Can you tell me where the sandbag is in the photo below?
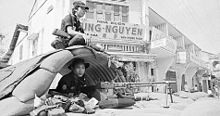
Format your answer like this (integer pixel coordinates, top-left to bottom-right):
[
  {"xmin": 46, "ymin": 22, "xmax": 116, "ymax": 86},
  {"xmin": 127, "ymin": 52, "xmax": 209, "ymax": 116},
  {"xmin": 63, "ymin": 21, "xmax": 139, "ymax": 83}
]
[
  {"xmin": 0, "ymin": 96, "xmax": 34, "ymax": 115},
  {"xmin": 12, "ymin": 69, "xmax": 56, "ymax": 102},
  {"xmin": 99, "ymin": 98, "xmax": 135, "ymax": 109},
  {"xmin": 0, "ymin": 49, "xmax": 62, "ymax": 100}
]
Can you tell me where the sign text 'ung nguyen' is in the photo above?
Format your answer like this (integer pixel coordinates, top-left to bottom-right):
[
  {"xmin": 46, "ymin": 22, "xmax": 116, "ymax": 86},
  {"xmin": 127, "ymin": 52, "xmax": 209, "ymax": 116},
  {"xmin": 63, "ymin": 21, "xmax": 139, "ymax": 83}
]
[{"xmin": 82, "ymin": 20, "xmax": 145, "ymax": 40}]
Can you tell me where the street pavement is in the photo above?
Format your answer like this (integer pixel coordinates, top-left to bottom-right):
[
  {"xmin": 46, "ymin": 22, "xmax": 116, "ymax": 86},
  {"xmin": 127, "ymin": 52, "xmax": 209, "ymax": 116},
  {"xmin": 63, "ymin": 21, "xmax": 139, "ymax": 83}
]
[{"xmin": 66, "ymin": 92, "xmax": 220, "ymax": 116}]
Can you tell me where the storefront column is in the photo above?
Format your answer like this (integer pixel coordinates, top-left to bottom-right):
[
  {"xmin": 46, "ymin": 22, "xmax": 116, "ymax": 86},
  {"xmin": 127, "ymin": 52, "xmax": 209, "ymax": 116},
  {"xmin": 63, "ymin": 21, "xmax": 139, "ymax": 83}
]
[
  {"xmin": 154, "ymin": 56, "xmax": 175, "ymax": 92},
  {"xmin": 176, "ymin": 64, "xmax": 187, "ymax": 92},
  {"xmin": 136, "ymin": 62, "xmax": 149, "ymax": 82},
  {"xmin": 185, "ymin": 65, "xmax": 197, "ymax": 90}
]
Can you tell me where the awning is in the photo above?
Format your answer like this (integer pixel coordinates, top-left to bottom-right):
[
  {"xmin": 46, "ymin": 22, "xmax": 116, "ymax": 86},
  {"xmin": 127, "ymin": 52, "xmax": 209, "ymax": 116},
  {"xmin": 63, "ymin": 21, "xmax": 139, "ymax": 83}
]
[{"xmin": 107, "ymin": 52, "xmax": 156, "ymax": 62}]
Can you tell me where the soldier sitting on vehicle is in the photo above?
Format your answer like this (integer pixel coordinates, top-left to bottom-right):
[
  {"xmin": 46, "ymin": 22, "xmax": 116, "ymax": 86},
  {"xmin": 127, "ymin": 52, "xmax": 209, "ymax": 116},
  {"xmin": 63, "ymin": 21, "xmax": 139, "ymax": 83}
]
[{"xmin": 51, "ymin": 1, "xmax": 89, "ymax": 49}]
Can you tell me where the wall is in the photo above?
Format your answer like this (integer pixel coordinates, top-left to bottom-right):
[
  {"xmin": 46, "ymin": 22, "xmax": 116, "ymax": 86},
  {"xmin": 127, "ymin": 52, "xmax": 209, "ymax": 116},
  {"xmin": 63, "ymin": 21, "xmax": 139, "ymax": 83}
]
[
  {"xmin": 28, "ymin": 0, "xmax": 72, "ymax": 56},
  {"xmin": 156, "ymin": 56, "xmax": 175, "ymax": 81}
]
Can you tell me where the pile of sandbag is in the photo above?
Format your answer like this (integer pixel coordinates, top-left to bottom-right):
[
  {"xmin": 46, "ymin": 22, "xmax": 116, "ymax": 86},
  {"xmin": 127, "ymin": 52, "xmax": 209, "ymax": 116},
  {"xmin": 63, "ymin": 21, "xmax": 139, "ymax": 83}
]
[{"xmin": 173, "ymin": 91, "xmax": 208, "ymax": 101}]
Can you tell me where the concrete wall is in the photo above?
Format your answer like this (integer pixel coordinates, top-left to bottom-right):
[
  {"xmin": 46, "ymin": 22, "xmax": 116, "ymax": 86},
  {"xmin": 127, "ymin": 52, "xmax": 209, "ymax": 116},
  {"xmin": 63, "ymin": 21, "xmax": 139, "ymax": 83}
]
[{"xmin": 156, "ymin": 57, "xmax": 175, "ymax": 81}]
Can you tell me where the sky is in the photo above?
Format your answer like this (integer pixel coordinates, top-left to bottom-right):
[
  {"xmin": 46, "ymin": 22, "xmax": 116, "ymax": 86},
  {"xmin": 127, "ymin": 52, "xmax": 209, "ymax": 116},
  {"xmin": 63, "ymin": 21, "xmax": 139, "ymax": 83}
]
[
  {"xmin": 150, "ymin": 0, "xmax": 220, "ymax": 54},
  {"xmin": 0, "ymin": 0, "xmax": 220, "ymax": 54},
  {"xmin": 0, "ymin": 0, "xmax": 34, "ymax": 47}
]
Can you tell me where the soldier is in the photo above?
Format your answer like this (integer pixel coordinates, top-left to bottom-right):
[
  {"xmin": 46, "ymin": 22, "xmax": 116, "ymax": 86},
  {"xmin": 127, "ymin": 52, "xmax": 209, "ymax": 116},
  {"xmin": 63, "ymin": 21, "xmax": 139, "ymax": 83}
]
[
  {"xmin": 56, "ymin": 58, "xmax": 100, "ymax": 100},
  {"xmin": 51, "ymin": 1, "xmax": 89, "ymax": 49}
]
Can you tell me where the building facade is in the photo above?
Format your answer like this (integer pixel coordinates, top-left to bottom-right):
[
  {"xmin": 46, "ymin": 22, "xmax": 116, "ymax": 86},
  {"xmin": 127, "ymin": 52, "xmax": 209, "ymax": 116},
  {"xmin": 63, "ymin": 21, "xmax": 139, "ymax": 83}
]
[
  {"xmin": 9, "ymin": 0, "xmax": 214, "ymax": 93},
  {"xmin": 148, "ymin": 8, "xmax": 212, "ymax": 93}
]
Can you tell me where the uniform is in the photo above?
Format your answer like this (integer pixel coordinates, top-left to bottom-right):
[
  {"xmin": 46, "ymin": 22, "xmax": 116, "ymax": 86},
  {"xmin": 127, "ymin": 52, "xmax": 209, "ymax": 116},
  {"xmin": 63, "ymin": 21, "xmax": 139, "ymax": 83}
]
[
  {"xmin": 56, "ymin": 71, "xmax": 100, "ymax": 100},
  {"xmin": 51, "ymin": 14, "xmax": 86, "ymax": 49}
]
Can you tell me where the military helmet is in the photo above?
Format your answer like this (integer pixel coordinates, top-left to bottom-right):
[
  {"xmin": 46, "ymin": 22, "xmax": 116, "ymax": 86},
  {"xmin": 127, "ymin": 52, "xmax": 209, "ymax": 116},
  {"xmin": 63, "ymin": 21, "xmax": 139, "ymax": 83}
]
[{"xmin": 72, "ymin": 1, "xmax": 89, "ymax": 10}]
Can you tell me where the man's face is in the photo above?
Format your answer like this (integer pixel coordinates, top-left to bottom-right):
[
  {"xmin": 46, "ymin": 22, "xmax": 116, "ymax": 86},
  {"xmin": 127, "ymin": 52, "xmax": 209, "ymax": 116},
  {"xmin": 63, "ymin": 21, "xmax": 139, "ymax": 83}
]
[
  {"xmin": 76, "ymin": 7, "xmax": 88, "ymax": 18},
  {"xmin": 72, "ymin": 63, "xmax": 86, "ymax": 77}
]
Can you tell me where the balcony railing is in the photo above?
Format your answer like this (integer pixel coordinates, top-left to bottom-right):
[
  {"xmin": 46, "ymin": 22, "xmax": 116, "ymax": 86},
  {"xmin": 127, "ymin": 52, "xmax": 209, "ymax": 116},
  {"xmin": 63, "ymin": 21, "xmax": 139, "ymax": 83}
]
[
  {"xmin": 176, "ymin": 51, "xmax": 210, "ymax": 69},
  {"xmin": 188, "ymin": 52, "xmax": 208, "ymax": 69},
  {"xmin": 150, "ymin": 27, "xmax": 177, "ymax": 54}
]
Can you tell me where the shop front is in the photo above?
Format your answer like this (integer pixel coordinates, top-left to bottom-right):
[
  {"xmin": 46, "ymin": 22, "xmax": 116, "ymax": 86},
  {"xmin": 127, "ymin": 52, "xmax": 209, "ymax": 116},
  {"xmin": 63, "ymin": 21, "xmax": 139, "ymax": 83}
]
[
  {"xmin": 150, "ymin": 27, "xmax": 177, "ymax": 92},
  {"xmin": 176, "ymin": 52, "xmax": 210, "ymax": 92},
  {"xmin": 82, "ymin": 19, "xmax": 154, "ymax": 83}
]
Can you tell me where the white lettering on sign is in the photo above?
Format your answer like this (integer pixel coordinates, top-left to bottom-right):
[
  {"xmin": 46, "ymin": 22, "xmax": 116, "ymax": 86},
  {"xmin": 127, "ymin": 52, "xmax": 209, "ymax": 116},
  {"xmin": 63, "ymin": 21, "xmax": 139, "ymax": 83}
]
[{"xmin": 82, "ymin": 19, "xmax": 145, "ymax": 40}]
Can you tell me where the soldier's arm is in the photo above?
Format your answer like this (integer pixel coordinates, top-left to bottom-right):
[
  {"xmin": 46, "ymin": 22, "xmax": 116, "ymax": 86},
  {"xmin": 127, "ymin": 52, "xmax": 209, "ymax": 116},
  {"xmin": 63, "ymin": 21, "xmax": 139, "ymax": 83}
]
[{"xmin": 66, "ymin": 26, "xmax": 85, "ymax": 37}]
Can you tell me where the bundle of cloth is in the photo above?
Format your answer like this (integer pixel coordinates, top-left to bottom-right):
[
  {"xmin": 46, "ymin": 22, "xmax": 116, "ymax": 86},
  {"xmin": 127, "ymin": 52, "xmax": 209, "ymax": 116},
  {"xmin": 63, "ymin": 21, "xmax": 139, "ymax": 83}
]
[{"xmin": 30, "ymin": 92, "xmax": 98, "ymax": 116}]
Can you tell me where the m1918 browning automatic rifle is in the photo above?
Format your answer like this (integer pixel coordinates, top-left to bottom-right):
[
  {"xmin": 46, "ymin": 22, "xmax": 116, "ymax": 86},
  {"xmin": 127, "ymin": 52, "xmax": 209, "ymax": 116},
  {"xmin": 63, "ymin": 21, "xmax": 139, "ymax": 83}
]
[
  {"xmin": 52, "ymin": 29, "xmax": 72, "ymax": 39},
  {"xmin": 100, "ymin": 81, "xmax": 176, "ymax": 89},
  {"xmin": 52, "ymin": 29, "xmax": 105, "ymax": 52},
  {"xmin": 100, "ymin": 81, "xmax": 176, "ymax": 103}
]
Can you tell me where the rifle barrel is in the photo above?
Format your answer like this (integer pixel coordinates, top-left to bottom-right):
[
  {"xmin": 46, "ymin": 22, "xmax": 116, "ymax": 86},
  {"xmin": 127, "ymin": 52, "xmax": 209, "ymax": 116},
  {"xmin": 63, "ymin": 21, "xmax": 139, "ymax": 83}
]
[
  {"xmin": 114, "ymin": 81, "xmax": 176, "ymax": 87},
  {"xmin": 100, "ymin": 81, "xmax": 176, "ymax": 89}
]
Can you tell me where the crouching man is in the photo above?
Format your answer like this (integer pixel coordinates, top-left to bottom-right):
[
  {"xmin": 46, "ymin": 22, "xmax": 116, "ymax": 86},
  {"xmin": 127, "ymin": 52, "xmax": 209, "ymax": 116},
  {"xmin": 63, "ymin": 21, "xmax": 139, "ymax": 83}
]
[{"xmin": 51, "ymin": 1, "xmax": 89, "ymax": 49}]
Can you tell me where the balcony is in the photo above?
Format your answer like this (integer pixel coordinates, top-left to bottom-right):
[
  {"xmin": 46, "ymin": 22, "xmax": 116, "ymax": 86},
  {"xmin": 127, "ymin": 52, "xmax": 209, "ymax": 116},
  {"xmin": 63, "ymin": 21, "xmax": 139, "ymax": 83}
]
[
  {"xmin": 176, "ymin": 51, "xmax": 210, "ymax": 71},
  {"xmin": 188, "ymin": 53, "xmax": 208, "ymax": 69},
  {"xmin": 150, "ymin": 28, "xmax": 177, "ymax": 58}
]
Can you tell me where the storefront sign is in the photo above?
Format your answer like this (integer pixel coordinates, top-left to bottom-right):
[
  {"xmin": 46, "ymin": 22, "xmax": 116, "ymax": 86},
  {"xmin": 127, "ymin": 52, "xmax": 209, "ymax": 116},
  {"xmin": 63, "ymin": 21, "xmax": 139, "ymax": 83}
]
[
  {"xmin": 150, "ymin": 27, "xmax": 177, "ymax": 53},
  {"xmin": 176, "ymin": 52, "xmax": 187, "ymax": 64},
  {"xmin": 82, "ymin": 20, "xmax": 145, "ymax": 41}
]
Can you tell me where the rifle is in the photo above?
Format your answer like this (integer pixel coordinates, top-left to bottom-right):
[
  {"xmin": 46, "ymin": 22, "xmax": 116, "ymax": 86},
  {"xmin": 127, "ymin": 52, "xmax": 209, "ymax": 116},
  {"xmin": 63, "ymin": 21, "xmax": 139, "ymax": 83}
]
[
  {"xmin": 52, "ymin": 29, "xmax": 71, "ymax": 39},
  {"xmin": 100, "ymin": 81, "xmax": 176, "ymax": 103},
  {"xmin": 52, "ymin": 29, "xmax": 105, "ymax": 52},
  {"xmin": 100, "ymin": 81, "xmax": 176, "ymax": 89}
]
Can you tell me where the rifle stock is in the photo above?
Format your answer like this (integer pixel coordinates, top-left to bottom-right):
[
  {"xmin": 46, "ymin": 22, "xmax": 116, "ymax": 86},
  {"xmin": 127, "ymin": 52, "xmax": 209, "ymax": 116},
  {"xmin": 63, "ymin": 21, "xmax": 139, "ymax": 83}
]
[
  {"xmin": 52, "ymin": 29, "xmax": 71, "ymax": 39},
  {"xmin": 52, "ymin": 29, "xmax": 106, "ymax": 52}
]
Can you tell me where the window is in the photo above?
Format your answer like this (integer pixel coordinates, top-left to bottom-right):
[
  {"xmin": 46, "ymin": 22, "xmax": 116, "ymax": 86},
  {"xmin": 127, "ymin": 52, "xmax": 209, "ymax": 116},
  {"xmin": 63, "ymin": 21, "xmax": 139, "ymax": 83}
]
[
  {"xmin": 105, "ymin": 4, "xmax": 112, "ymax": 21},
  {"xmin": 86, "ymin": 1, "xmax": 129, "ymax": 22},
  {"xmin": 86, "ymin": 1, "xmax": 95, "ymax": 19},
  {"xmin": 32, "ymin": 38, "xmax": 38, "ymax": 56},
  {"xmin": 122, "ymin": 6, "xmax": 128, "ymax": 22},
  {"xmin": 96, "ymin": 3, "xmax": 104, "ymax": 20},
  {"xmin": 113, "ymin": 5, "xmax": 120, "ymax": 22},
  {"xmin": 151, "ymin": 68, "xmax": 154, "ymax": 76}
]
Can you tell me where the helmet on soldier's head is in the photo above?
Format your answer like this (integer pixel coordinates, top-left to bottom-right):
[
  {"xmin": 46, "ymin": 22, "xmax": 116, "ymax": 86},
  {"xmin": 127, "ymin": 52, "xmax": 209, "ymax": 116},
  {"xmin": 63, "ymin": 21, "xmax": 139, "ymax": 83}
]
[{"xmin": 72, "ymin": 1, "xmax": 89, "ymax": 10}]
